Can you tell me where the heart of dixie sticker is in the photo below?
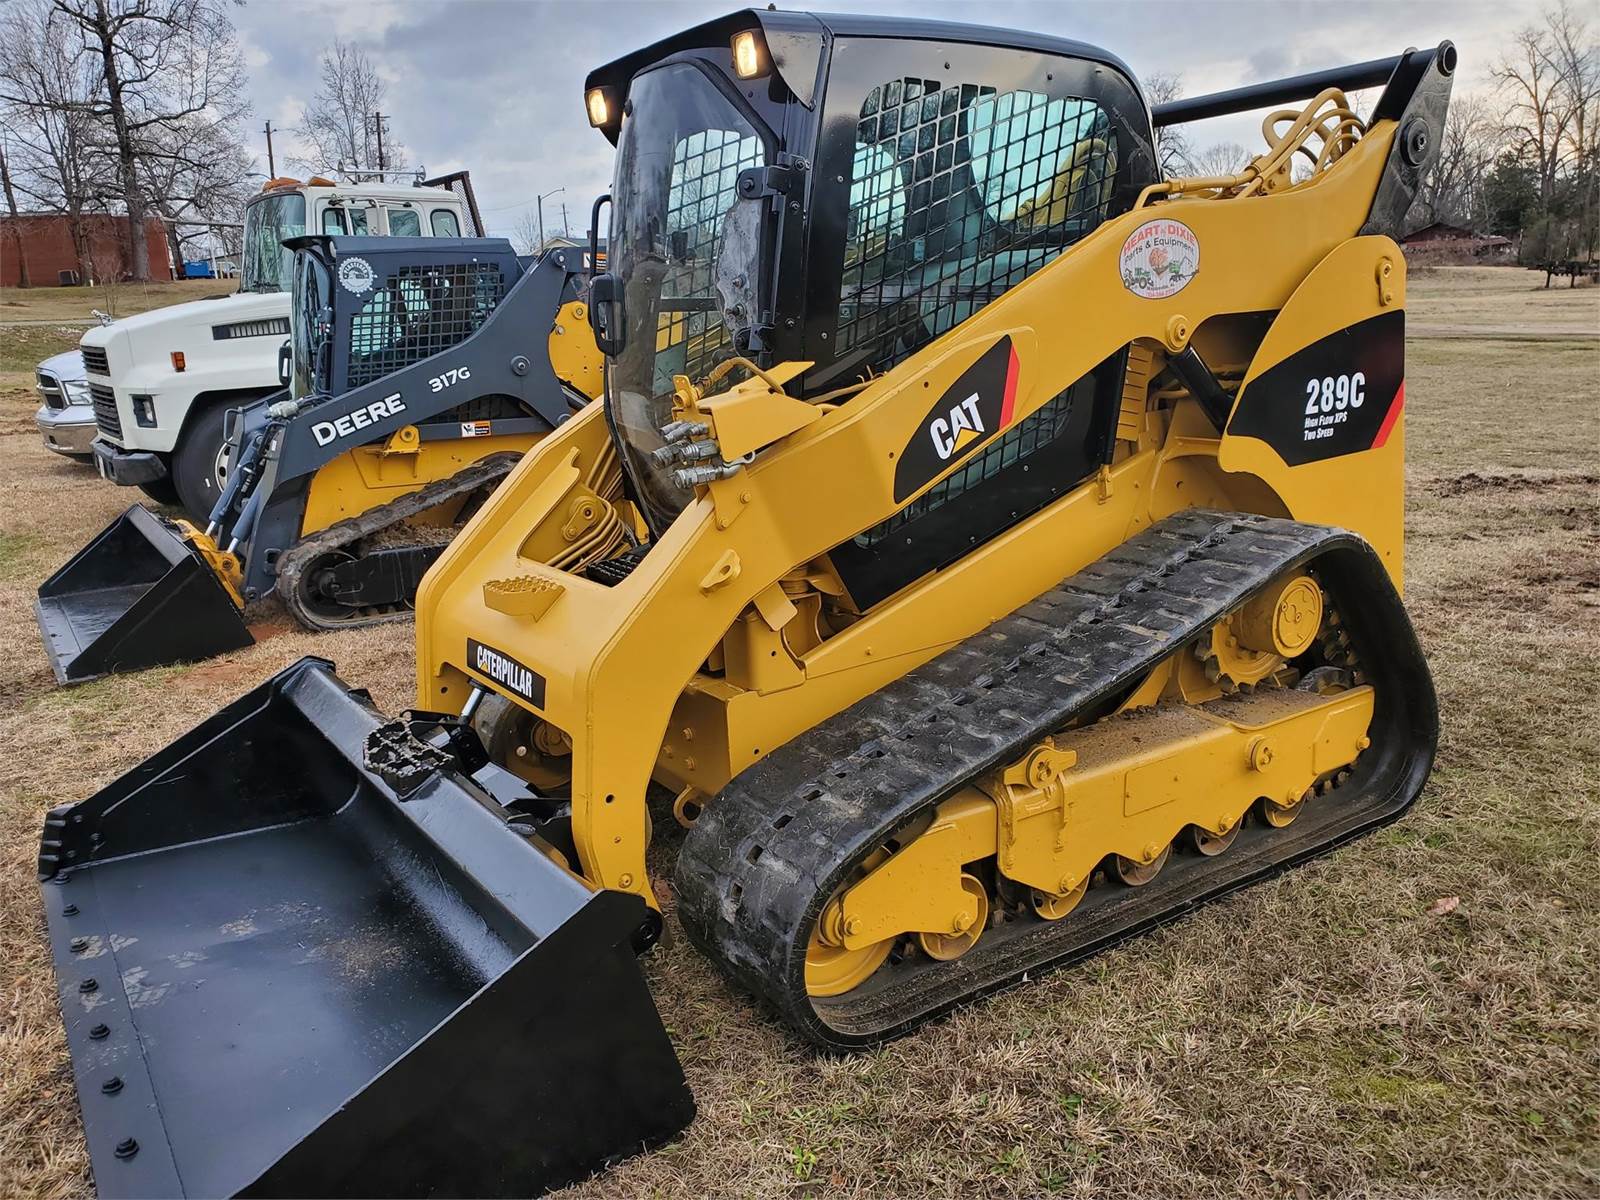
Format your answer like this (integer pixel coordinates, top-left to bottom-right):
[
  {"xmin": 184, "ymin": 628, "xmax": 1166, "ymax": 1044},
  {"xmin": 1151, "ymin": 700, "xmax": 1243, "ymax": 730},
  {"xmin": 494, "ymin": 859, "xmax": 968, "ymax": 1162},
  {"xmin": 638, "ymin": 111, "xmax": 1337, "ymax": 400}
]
[{"xmin": 1119, "ymin": 219, "xmax": 1199, "ymax": 299}]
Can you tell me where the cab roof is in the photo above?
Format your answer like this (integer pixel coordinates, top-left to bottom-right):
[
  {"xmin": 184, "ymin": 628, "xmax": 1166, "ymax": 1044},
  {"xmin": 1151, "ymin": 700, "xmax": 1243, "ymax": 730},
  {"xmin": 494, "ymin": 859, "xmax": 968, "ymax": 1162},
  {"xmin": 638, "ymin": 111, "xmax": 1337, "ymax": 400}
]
[{"xmin": 584, "ymin": 8, "xmax": 1141, "ymax": 143}]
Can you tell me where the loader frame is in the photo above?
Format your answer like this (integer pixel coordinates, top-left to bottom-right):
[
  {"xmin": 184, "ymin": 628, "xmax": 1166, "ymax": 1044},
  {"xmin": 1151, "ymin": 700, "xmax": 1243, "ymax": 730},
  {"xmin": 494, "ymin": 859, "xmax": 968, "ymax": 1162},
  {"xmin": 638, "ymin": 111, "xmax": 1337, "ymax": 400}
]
[{"xmin": 212, "ymin": 237, "xmax": 599, "ymax": 602}]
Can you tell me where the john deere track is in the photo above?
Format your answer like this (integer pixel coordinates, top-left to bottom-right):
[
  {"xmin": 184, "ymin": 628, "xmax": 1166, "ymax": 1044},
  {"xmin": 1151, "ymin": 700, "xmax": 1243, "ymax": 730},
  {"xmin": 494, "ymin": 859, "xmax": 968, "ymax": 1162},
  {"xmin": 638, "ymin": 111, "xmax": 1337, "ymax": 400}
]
[
  {"xmin": 276, "ymin": 451, "xmax": 523, "ymax": 630},
  {"xmin": 676, "ymin": 510, "xmax": 1438, "ymax": 1051}
]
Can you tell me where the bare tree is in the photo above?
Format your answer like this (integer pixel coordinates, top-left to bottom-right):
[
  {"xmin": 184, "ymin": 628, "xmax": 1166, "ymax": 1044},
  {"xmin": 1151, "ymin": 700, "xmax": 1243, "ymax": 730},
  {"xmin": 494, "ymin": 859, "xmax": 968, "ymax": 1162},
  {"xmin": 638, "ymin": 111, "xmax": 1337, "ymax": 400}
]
[
  {"xmin": 1546, "ymin": 1, "xmax": 1599, "ymax": 259},
  {"xmin": 0, "ymin": 136, "xmax": 33, "ymax": 287},
  {"xmin": 1142, "ymin": 73, "xmax": 1190, "ymax": 176},
  {"xmin": 0, "ymin": 0, "xmax": 118, "ymax": 282},
  {"xmin": 294, "ymin": 39, "xmax": 407, "ymax": 174},
  {"xmin": 131, "ymin": 21, "xmax": 252, "ymax": 272},
  {"xmin": 1489, "ymin": 2, "xmax": 1600, "ymax": 264},
  {"xmin": 1405, "ymin": 93, "xmax": 1502, "ymax": 230},
  {"xmin": 1493, "ymin": 18, "xmax": 1574, "ymax": 211},
  {"xmin": 1187, "ymin": 141, "xmax": 1251, "ymax": 178},
  {"xmin": 141, "ymin": 117, "xmax": 251, "ymax": 270},
  {"xmin": 50, "ymin": 0, "xmax": 248, "ymax": 281},
  {"xmin": 511, "ymin": 207, "xmax": 541, "ymax": 255}
]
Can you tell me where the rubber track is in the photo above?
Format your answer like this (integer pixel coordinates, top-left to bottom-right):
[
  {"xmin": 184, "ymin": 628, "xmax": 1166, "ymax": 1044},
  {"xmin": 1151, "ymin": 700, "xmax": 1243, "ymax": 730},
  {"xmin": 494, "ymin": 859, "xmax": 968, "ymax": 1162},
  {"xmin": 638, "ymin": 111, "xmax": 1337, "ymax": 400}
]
[
  {"xmin": 676, "ymin": 510, "xmax": 1437, "ymax": 1050},
  {"xmin": 276, "ymin": 451, "xmax": 523, "ymax": 631}
]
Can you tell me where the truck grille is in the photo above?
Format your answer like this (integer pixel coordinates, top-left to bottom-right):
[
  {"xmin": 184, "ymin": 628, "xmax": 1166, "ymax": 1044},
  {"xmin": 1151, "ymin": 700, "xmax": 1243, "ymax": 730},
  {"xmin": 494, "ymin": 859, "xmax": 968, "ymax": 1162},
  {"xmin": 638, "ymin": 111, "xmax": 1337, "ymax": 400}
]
[
  {"xmin": 82, "ymin": 345, "xmax": 110, "ymax": 376},
  {"xmin": 37, "ymin": 371, "xmax": 67, "ymax": 410},
  {"xmin": 89, "ymin": 382, "xmax": 123, "ymax": 439}
]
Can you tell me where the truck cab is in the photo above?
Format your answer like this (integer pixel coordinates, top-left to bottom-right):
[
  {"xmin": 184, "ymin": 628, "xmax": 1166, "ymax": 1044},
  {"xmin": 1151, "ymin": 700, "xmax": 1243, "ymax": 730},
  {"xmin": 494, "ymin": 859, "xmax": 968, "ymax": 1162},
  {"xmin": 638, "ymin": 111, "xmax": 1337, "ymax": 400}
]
[{"xmin": 83, "ymin": 173, "xmax": 478, "ymax": 518}]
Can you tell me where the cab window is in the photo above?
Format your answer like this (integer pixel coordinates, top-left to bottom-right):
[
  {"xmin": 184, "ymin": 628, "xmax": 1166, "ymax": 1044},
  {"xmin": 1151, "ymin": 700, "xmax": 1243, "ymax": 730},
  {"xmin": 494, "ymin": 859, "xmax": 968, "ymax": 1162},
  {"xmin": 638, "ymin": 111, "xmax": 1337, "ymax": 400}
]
[
  {"xmin": 835, "ymin": 76, "xmax": 1119, "ymax": 374},
  {"xmin": 388, "ymin": 208, "xmax": 423, "ymax": 237},
  {"xmin": 431, "ymin": 209, "xmax": 461, "ymax": 238},
  {"xmin": 322, "ymin": 208, "xmax": 346, "ymax": 235}
]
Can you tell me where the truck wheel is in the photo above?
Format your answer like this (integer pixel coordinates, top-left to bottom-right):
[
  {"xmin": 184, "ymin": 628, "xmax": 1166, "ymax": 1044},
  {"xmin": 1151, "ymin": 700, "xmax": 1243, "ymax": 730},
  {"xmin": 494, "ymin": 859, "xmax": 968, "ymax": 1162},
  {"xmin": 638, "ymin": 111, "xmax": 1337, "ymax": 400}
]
[
  {"xmin": 138, "ymin": 478, "xmax": 182, "ymax": 507},
  {"xmin": 171, "ymin": 402, "xmax": 230, "ymax": 523}
]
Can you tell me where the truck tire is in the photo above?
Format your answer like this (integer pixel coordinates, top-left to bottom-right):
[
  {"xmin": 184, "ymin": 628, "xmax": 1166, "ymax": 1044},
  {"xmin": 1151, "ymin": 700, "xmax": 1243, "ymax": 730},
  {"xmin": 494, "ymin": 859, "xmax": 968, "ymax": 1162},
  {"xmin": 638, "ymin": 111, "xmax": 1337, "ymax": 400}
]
[
  {"xmin": 138, "ymin": 478, "xmax": 182, "ymax": 507},
  {"xmin": 171, "ymin": 402, "xmax": 231, "ymax": 523}
]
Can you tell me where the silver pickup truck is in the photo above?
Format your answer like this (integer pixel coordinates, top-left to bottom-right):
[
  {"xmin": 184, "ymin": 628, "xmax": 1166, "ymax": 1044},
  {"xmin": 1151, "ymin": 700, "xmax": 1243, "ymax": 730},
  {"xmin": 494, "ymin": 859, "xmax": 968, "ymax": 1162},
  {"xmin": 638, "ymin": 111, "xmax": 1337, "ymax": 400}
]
[{"xmin": 34, "ymin": 348, "xmax": 95, "ymax": 460}]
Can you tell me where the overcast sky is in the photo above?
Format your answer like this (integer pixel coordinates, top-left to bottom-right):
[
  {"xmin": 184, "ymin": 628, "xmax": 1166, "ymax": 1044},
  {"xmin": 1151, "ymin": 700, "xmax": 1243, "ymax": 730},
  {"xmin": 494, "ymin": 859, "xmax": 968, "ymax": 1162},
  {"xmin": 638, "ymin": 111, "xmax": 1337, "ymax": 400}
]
[{"xmin": 233, "ymin": 0, "xmax": 1545, "ymax": 241}]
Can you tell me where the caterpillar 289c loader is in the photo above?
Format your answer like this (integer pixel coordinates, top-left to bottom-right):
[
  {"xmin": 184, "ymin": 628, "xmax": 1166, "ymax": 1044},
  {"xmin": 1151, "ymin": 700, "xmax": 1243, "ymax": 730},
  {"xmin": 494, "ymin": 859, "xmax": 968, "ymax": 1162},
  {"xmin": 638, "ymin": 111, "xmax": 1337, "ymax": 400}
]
[
  {"xmin": 34, "ymin": 236, "xmax": 601, "ymax": 683},
  {"xmin": 41, "ymin": 11, "xmax": 1446, "ymax": 1196}
]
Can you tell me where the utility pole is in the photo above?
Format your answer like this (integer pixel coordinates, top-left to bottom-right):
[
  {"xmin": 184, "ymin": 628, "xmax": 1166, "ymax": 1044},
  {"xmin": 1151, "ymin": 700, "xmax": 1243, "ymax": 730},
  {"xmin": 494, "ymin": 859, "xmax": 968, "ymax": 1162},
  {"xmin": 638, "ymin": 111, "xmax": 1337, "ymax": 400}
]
[
  {"xmin": 371, "ymin": 113, "xmax": 388, "ymax": 172},
  {"xmin": 263, "ymin": 121, "xmax": 276, "ymax": 177},
  {"xmin": 536, "ymin": 187, "xmax": 565, "ymax": 250},
  {"xmin": 559, "ymin": 201, "xmax": 570, "ymax": 238}
]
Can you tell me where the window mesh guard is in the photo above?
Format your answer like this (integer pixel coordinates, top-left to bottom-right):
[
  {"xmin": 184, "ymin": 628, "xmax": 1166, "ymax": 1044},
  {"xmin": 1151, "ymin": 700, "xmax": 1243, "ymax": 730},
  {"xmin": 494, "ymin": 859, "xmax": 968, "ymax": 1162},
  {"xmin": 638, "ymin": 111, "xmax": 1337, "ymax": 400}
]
[
  {"xmin": 838, "ymin": 79, "xmax": 1119, "ymax": 377},
  {"xmin": 345, "ymin": 263, "xmax": 506, "ymax": 390}
]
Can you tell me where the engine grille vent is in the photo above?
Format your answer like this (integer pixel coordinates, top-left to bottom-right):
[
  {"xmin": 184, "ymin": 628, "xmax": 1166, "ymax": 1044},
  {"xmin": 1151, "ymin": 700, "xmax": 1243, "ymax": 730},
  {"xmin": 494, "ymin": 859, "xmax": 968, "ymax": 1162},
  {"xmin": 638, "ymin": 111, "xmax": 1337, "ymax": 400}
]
[
  {"xmin": 81, "ymin": 346, "xmax": 110, "ymax": 376},
  {"xmin": 37, "ymin": 372, "xmax": 67, "ymax": 410},
  {"xmin": 89, "ymin": 382, "xmax": 122, "ymax": 439},
  {"xmin": 213, "ymin": 317, "xmax": 291, "ymax": 341}
]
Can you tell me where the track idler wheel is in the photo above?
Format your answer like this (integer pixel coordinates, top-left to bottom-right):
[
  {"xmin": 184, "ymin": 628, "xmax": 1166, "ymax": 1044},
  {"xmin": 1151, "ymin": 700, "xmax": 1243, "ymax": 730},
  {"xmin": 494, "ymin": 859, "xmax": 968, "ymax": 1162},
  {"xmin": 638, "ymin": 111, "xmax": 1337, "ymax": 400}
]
[
  {"xmin": 1258, "ymin": 788, "xmax": 1310, "ymax": 828},
  {"xmin": 916, "ymin": 873, "xmax": 988, "ymax": 961},
  {"xmin": 805, "ymin": 930, "xmax": 895, "ymax": 998},
  {"xmin": 805, "ymin": 849, "xmax": 894, "ymax": 998},
  {"xmin": 1030, "ymin": 877, "xmax": 1089, "ymax": 920},
  {"xmin": 1112, "ymin": 842, "xmax": 1172, "ymax": 886},
  {"xmin": 1185, "ymin": 819, "xmax": 1241, "ymax": 856}
]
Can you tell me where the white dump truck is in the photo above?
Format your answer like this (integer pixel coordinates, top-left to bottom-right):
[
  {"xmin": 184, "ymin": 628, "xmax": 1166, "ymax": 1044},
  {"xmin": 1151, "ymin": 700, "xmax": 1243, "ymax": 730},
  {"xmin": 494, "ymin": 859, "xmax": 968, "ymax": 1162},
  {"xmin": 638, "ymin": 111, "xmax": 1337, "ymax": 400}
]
[{"xmin": 83, "ymin": 171, "xmax": 481, "ymax": 517}]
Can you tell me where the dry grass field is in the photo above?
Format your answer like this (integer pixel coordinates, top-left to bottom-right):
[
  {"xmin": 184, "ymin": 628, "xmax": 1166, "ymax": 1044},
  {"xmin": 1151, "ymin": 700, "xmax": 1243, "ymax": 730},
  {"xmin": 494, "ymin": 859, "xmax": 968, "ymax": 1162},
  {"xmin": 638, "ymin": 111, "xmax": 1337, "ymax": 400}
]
[
  {"xmin": 0, "ymin": 266, "xmax": 1595, "ymax": 1199},
  {"xmin": 0, "ymin": 277, "xmax": 238, "ymax": 326}
]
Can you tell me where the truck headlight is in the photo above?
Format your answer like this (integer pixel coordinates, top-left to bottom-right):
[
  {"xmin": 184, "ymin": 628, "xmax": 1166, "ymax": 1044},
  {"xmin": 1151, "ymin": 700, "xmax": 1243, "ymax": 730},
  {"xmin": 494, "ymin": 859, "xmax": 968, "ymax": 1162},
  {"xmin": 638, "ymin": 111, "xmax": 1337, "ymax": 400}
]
[
  {"xmin": 61, "ymin": 379, "xmax": 92, "ymax": 406},
  {"xmin": 132, "ymin": 394, "xmax": 157, "ymax": 427}
]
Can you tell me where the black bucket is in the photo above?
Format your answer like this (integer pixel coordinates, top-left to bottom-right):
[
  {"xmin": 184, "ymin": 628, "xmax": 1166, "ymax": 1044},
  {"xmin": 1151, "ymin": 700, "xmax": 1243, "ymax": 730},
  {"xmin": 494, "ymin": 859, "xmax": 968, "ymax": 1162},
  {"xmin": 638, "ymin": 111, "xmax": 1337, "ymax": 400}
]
[
  {"xmin": 35, "ymin": 505, "xmax": 254, "ymax": 685},
  {"xmin": 39, "ymin": 658, "xmax": 695, "ymax": 1198}
]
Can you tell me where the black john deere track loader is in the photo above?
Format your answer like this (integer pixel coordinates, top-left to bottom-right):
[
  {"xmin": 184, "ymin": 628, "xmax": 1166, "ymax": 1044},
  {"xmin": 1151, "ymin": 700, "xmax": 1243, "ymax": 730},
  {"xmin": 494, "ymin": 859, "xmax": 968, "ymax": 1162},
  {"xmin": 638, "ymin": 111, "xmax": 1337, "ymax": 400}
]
[
  {"xmin": 34, "ymin": 237, "xmax": 601, "ymax": 684},
  {"xmin": 43, "ymin": 10, "xmax": 1450, "ymax": 1196}
]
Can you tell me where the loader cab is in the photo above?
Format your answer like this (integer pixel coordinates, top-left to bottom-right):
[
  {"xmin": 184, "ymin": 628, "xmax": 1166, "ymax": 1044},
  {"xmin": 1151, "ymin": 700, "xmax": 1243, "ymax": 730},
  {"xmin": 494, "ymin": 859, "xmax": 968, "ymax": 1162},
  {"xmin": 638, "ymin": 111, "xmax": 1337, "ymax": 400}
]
[
  {"xmin": 286, "ymin": 234, "xmax": 524, "ymax": 404},
  {"xmin": 585, "ymin": 10, "xmax": 1158, "ymax": 534}
]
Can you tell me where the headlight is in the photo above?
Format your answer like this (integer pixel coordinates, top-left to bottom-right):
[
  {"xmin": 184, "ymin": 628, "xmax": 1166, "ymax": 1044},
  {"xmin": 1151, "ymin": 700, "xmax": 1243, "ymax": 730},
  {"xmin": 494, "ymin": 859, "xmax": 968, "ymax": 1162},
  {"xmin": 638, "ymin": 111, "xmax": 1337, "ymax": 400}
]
[
  {"xmin": 61, "ymin": 379, "xmax": 92, "ymax": 406},
  {"xmin": 731, "ymin": 30, "xmax": 769, "ymax": 80}
]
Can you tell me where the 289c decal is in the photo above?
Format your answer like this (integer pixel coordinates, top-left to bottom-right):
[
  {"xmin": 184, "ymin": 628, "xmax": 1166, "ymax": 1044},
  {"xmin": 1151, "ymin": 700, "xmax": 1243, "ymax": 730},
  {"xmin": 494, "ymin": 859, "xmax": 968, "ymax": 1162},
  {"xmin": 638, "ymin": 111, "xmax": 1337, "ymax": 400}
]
[
  {"xmin": 1302, "ymin": 372, "xmax": 1365, "ymax": 442},
  {"xmin": 1226, "ymin": 312, "xmax": 1404, "ymax": 466}
]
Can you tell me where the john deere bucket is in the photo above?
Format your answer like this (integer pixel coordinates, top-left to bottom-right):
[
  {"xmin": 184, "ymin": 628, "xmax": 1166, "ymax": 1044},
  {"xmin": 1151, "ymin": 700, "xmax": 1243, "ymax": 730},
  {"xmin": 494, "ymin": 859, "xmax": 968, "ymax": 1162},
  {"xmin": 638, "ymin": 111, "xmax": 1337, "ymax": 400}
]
[
  {"xmin": 39, "ymin": 657, "xmax": 694, "ymax": 1198},
  {"xmin": 35, "ymin": 505, "xmax": 254, "ymax": 685}
]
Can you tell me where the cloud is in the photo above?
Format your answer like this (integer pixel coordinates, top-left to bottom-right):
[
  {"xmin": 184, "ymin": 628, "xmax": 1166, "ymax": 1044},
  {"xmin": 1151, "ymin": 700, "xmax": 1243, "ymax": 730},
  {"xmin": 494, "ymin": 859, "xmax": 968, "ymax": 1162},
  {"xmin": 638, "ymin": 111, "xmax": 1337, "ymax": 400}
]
[{"xmin": 231, "ymin": 0, "xmax": 1541, "ymax": 235}]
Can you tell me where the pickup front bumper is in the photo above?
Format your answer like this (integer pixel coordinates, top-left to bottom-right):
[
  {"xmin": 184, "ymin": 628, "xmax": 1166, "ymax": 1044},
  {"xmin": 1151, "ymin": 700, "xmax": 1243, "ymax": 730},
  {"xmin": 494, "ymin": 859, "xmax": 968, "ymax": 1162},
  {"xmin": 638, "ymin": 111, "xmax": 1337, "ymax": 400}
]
[
  {"xmin": 92, "ymin": 438, "xmax": 168, "ymax": 485},
  {"xmin": 36, "ymin": 406, "xmax": 97, "ymax": 458}
]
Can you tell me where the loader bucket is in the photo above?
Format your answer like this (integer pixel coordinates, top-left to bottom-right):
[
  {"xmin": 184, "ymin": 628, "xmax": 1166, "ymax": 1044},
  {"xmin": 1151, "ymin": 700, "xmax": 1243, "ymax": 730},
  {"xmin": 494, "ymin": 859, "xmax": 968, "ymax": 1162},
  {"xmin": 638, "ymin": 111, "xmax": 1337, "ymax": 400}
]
[
  {"xmin": 39, "ymin": 657, "xmax": 695, "ymax": 1199},
  {"xmin": 35, "ymin": 504, "xmax": 253, "ymax": 685}
]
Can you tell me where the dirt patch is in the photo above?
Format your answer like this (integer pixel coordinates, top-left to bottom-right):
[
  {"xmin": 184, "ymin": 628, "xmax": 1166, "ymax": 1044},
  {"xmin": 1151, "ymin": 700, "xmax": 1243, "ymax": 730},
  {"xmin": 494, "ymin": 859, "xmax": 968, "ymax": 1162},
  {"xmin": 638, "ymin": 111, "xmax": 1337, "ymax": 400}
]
[{"xmin": 1433, "ymin": 470, "xmax": 1600, "ymax": 497}]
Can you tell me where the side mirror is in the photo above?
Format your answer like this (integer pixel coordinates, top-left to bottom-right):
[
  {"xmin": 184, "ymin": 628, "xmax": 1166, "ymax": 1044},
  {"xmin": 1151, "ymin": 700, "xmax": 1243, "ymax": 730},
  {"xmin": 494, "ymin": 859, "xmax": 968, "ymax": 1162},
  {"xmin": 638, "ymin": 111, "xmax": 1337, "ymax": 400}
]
[{"xmin": 277, "ymin": 339, "xmax": 292, "ymax": 386}]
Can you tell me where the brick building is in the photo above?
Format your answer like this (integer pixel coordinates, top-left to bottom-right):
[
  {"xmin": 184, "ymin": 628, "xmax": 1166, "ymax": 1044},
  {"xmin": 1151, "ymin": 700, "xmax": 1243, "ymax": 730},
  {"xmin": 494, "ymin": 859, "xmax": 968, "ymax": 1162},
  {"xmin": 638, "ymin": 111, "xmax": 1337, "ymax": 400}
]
[{"xmin": 0, "ymin": 212, "xmax": 173, "ymax": 286}]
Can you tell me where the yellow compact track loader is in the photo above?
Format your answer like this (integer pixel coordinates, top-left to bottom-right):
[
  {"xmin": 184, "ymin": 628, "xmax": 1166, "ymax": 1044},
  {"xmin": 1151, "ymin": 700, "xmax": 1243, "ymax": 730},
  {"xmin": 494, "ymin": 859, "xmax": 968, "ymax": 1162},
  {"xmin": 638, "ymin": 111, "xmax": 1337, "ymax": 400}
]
[
  {"xmin": 35, "ymin": 237, "xmax": 603, "ymax": 683},
  {"xmin": 41, "ymin": 11, "xmax": 1447, "ymax": 1196}
]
